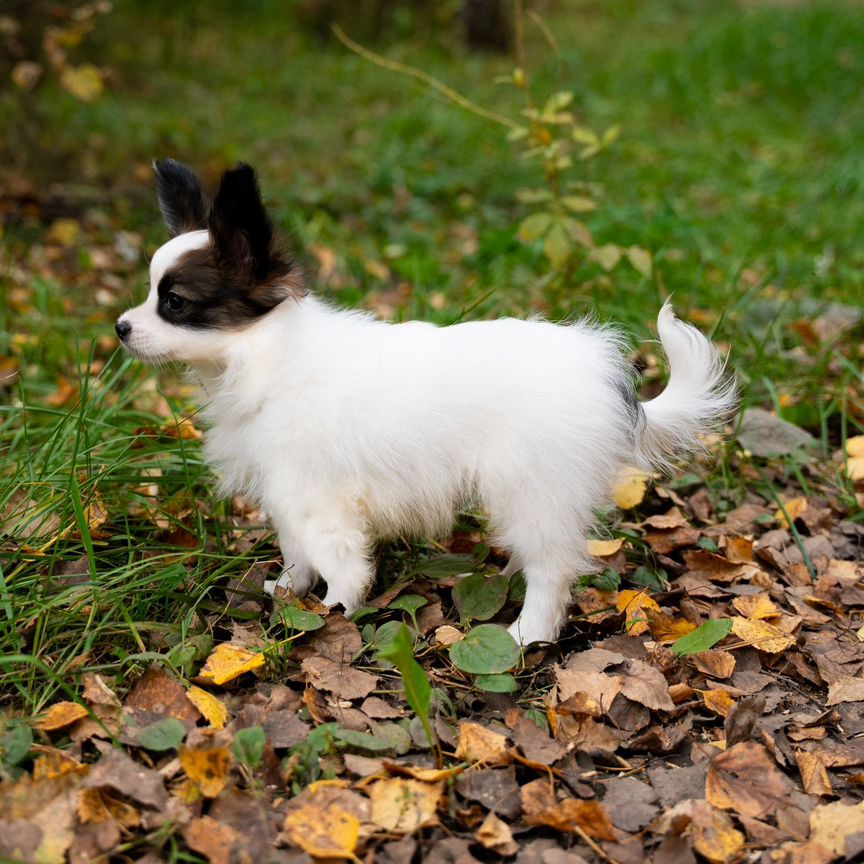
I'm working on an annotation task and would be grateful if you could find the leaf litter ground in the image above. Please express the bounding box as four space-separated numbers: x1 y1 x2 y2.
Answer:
2 206 864 864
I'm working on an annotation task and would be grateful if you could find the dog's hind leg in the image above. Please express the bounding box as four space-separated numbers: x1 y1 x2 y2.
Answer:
501 553 523 579
507 563 573 645
264 521 315 597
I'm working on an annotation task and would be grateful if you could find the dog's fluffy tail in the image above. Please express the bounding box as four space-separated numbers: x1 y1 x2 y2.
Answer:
636 301 737 470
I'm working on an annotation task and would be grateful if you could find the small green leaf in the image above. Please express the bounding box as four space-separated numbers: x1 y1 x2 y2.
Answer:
389 594 428 615
571 126 599 145
579 567 621 592
626 246 653 278
449 624 520 674
602 124 621 146
375 623 433 745
135 717 186 751
672 619 733 656
281 604 326 632
232 725 266 767
518 212 553 243
333 728 392 753
453 572 508 623
411 553 476 578
544 222 571 269
630 566 667 591
474 673 518 693
0 723 32 767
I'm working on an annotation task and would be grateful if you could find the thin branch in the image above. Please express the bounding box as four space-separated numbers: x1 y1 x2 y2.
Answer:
332 25 523 133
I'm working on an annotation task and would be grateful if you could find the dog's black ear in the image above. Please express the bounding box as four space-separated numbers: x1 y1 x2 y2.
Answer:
153 159 209 237
209 163 276 283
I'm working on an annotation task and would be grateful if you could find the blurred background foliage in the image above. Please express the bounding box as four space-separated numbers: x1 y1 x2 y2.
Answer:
0 0 862 421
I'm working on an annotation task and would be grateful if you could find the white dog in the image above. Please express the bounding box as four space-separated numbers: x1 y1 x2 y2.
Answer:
117 160 734 645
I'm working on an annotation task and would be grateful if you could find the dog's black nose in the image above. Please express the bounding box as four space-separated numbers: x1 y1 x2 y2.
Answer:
115 320 132 340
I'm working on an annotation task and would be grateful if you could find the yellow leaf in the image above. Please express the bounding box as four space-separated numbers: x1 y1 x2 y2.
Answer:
77 788 140 828
198 643 264 686
616 589 661 636
645 607 697 643
186 686 230 730
846 435 864 457
283 802 360 859
59 63 104 102
475 811 518 855
36 701 88 731
699 689 736 718
626 246 653 278
732 592 779 620
179 747 231 798
730 616 794 653
774 496 807 529
368 777 443 833
613 466 650 509
591 243 622 271
847 456 864 482
586 537 624 557
454 721 511 765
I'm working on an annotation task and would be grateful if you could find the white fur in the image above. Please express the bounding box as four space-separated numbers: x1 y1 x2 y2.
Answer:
119 239 734 645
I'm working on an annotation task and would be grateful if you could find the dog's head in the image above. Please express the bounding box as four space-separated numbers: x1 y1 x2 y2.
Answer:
116 160 304 363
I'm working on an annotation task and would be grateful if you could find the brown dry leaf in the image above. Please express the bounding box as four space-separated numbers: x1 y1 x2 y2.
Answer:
454 722 511 765
186 686 230 730
700 689 736 718
613 466 650 509
656 798 745 864
646 607 698 643
616 589 661 636
183 816 239 864
525 795 617 842
434 625 464 647
725 535 754 563
643 507 689 529
283 800 361 859
383 762 463 783
125 667 200 723
691 650 736 679
586 537 624 556
795 750 832 797
301 655 379 701
179 747 231 798
775 496 808 529
368 777 443 833
732 592 780 620
475 811 518 855
809 801 864 856
682 549 755 583
77 787 141 828
706 741 796 819
826 675 864 705
36 701 88 731
82 747 168 811
198 644 265 686
730 616 795 653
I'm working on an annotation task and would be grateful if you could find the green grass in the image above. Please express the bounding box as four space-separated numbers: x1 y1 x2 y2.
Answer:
1 0 862 711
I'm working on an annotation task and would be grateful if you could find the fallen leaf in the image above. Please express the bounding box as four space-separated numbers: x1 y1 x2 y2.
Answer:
454 722 511 765
655 798 745 863
183 816 238 864
613 466 650 509
826 674 864 705
186 686 230 730
82 747 168 810
643 507 689 529
775 496 808 529
434 624 464 647
732 592 780 620
809 801 864 856
586 537 624 556
690 649 736 679
646 607 698 643
525 795 617 842
368 777 443 833
700 689 736 717
730 616 795 653
301 655 379 700
198 644 265 686
795 750 832 797
475 811 518 855
125 667 201 723
283 800 360 859
706 741 796 818
179 746 231 798
77 787 140 828
617 589 661 635
36 701 88 731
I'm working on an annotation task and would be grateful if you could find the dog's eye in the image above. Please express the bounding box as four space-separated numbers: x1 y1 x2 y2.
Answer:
164 292 185 312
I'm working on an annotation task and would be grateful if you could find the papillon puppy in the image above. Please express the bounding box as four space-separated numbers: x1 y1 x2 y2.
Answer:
117 160 735 645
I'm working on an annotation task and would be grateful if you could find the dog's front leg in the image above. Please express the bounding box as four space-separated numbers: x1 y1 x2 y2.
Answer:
294 508 374 615
263 519 316 597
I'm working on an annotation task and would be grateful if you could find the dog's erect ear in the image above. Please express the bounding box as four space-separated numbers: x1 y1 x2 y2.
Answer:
153 159 209 237
208 163 277 283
